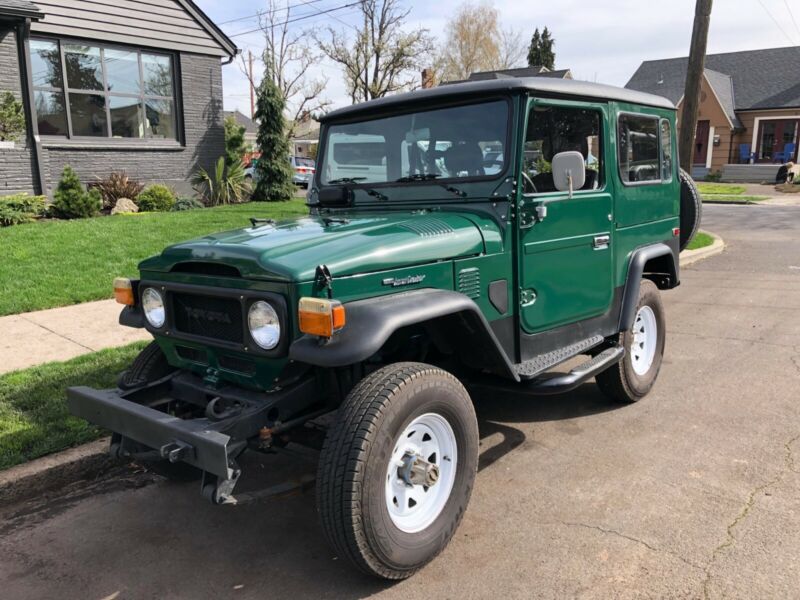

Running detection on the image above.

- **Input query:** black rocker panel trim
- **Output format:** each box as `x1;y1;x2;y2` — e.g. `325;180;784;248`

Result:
289;289;519;380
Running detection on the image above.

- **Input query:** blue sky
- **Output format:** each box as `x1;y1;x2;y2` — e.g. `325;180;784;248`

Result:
194;0;800;117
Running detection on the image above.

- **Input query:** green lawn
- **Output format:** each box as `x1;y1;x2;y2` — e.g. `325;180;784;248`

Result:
0;342;147;470
696;182;746;195
0;201;308;316
686;231;714;251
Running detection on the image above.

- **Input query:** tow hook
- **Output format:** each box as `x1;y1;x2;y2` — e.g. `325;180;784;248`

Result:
398;452;440;487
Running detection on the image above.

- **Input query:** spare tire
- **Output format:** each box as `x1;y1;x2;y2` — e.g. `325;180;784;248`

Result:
679;168;702;251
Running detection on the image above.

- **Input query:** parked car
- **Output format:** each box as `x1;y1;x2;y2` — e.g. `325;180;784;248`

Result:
244;156;316;188
68;77;702;580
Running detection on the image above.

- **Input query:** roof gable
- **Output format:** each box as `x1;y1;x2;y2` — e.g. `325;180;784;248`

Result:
29;0;237;58
0;0;43;19
626;46;800;111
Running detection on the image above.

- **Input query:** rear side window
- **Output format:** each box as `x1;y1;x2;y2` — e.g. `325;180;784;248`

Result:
618;114;660;184
660;119;673;181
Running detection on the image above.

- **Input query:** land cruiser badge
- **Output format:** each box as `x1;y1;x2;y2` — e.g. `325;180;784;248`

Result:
382;275;426;288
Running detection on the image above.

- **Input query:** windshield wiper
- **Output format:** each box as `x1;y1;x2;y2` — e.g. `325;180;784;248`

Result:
395;173;440;182
327;177;366;184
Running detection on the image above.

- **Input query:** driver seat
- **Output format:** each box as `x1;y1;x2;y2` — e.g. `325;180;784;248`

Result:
443;143;485;177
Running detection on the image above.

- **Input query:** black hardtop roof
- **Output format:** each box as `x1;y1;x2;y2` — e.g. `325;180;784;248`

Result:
321;76;675;122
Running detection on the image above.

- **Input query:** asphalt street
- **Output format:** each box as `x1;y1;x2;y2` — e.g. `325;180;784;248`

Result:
1;204;799;599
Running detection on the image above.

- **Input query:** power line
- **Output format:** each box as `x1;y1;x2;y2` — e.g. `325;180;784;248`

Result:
217;0;329;25
294;0;357;30
757;0;796;44
228;1;362;37
783;0;800;42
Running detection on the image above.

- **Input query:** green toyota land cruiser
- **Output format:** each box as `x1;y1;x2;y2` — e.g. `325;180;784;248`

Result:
68;77;701;579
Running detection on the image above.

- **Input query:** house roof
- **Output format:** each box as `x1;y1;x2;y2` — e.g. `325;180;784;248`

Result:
224;110;257;134
172;0;238;58
0;0;43;20
704;69;742;128
323;76;674;122
625;46;800;112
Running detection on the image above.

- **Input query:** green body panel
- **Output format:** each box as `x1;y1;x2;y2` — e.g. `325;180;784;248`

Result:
139;212;485;282
132;89;679;389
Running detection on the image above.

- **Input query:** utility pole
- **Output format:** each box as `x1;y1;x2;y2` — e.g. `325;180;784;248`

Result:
679;0;713;172
248;50;256;120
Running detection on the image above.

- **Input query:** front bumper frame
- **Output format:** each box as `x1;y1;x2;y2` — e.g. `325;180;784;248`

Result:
67;372;318;480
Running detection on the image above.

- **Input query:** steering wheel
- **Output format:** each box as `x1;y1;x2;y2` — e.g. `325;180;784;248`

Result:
521;171;537;194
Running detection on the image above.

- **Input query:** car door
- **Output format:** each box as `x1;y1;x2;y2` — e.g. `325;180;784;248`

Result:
517;98;614;335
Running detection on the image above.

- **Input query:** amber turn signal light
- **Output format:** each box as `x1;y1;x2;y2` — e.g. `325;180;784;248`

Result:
113;277;135;306
298;297;346;338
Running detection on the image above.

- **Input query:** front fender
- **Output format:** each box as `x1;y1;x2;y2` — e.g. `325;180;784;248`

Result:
289;289;518;380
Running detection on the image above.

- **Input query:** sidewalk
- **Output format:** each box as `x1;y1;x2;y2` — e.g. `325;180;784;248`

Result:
0;299;151;375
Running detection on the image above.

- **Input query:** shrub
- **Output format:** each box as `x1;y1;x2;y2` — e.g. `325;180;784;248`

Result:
253;77;295;201
0;193;46;226
0;91;26;142
136;184;177;212
704;170;722;182
52;166;101;219
172;197;205;211
192;157;250;206
90;172;144;210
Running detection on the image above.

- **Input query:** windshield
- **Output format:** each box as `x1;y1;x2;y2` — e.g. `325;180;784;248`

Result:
319;99;509;186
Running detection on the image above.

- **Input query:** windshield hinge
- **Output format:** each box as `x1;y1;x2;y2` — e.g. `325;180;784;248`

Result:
315;264;334;299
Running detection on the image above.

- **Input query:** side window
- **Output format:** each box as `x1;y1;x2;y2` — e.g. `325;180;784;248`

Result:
618;114;660;184
523;105;603;194
660;119;673;182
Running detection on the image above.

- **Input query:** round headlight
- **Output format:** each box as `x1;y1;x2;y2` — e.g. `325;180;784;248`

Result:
248;301;280;350
142;288;166;328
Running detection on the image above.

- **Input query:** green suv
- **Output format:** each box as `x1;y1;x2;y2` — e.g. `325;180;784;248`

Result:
68;77;701;579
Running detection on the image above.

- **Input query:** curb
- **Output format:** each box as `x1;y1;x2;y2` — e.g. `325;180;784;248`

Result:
680;230;725;267
0;438;114;507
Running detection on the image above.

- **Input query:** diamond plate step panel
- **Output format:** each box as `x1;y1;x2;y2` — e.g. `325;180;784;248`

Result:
514;335;605;380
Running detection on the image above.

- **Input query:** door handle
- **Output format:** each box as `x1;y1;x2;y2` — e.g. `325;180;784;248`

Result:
593;235;610;250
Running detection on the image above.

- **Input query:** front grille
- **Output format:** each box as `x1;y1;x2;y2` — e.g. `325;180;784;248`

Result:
175;345;208;365
219;354;256;375
172;293;244;343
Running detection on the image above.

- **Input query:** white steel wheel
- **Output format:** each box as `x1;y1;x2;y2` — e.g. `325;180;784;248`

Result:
630;305;658;376
385;413;458;534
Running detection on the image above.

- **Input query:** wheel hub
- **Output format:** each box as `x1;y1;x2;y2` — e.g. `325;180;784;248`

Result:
398;452;440;487
630;305;658;376
385;413;458;533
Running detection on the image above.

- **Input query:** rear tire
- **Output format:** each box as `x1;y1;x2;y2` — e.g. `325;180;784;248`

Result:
317;362;478;579
596;280;666;403
679;168;702;251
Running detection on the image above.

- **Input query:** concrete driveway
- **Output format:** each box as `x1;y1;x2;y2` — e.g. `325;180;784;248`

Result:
1;205;799;600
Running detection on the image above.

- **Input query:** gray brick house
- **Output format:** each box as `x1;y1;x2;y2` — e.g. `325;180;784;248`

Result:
0;0;238;196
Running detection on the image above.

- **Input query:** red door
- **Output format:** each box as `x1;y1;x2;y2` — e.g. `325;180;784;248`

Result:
693;120;710;166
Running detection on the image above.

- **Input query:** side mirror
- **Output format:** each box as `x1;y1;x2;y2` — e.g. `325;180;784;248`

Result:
551;151;586;198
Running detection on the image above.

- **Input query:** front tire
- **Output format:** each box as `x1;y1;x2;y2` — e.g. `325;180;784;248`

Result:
317;363;479;579
596;280;666;403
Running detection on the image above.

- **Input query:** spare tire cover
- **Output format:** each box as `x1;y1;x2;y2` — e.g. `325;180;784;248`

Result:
679;168;702;251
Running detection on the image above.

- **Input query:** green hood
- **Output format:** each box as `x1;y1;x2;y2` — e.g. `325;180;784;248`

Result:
139;212;485;282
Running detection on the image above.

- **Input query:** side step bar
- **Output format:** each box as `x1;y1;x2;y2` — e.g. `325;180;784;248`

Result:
525;346;625;395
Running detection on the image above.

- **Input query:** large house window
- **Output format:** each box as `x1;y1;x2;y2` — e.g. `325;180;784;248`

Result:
28;38;178;141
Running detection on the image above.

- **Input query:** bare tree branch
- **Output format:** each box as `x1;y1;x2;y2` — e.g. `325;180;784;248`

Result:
315;0;434;104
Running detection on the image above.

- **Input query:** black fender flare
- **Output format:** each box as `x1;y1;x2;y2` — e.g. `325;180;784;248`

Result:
289;289;519;380
618;241;679;331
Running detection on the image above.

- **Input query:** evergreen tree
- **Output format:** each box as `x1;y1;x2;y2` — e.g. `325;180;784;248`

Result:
52;166;101;219
224;115;247;169
527;27;555;70
253;77;295;202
